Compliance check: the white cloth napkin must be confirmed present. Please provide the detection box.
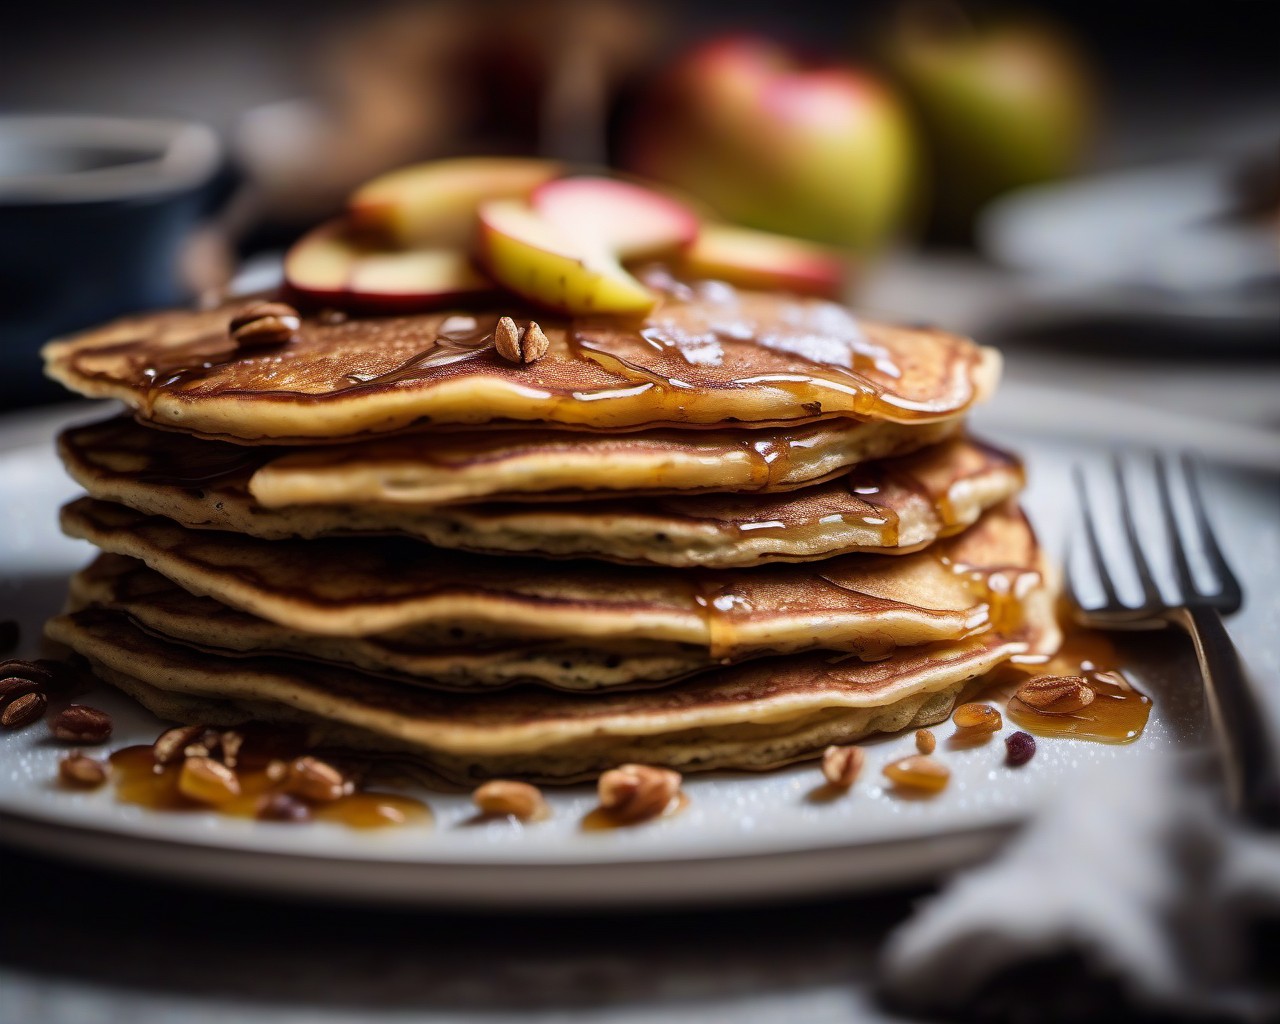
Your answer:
[881,749,1280,1020]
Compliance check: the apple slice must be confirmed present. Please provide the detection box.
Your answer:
[349,158,563,247]
[285,220,494,312]
[475,177,701,315]
[531,176,699,260]
[677,223,851,299]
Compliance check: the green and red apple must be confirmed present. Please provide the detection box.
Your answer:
[883,8,1094,236]
[623,34,917,252]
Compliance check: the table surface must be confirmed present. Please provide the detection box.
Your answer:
[2,255,1277,1024]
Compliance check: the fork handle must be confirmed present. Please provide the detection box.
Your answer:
[1176,606,1280,828]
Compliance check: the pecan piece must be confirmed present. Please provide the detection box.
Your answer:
[153,724,206,765]
[178,756,241,805]
[597,764,682,823]
[50,705,113,744]
[1016,675,1095,714]
[285,756,349,803]
[821,744,865,789]
[59,753,109,789]
[0,676,40,703]
[1,691,47,728]
[493,316,549,364]
[229,301,302,348]
[473,780,550,821]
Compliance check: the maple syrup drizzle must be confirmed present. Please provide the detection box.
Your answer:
[995,624,1152,743]
[66,280,987,431]
[107,744,432,829]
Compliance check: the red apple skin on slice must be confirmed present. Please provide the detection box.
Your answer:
[285,221,495,313]
[475,198,660,316]
[349,158,564,247]
[678,223,852,299]
[530,176,700,261]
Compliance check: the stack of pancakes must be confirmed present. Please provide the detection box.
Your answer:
[42,278,1058,783]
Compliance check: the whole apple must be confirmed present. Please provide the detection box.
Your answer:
[884,8,1094,237]
[623,34,918,253]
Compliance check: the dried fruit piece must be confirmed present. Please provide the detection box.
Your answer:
[952,702,1002,734]
[50,705,113,744]
[257,792,312,822]
[883,754,951,794]
[493,316,549,364]
[1015,675,1095,715]
[285,756,349,803]
[153,724,206,765]
[59,752,108,789]
[229,301,302,348]
[821,744,865,789]
[915,729,936,754]
[178,756,241,805]
[1005,731,1037,767]
[597,764,682,823]
[473,780,550,821]
[0,691,47,728]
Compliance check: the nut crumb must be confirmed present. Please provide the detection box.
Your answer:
[883,754,951,794]
[597,764,681,823]
[915,729,936,754]
[285,756,349,803]
[952,702,1002,734]
[153,724,205,765]
[50,705,113,744]
[59,752,108,789]
[473,780,550,821]
[821,744,865,789]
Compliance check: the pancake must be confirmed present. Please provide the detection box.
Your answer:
[60,498,1039,663]
[45,571,1059,782]
[59,411,961,507]
[60,417,1023,567]
[68,555,719,691]
[42,278,999,442]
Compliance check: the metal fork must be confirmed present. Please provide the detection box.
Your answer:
[1070,453,1280,827]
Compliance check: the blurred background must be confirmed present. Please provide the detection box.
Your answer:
[2,0,1276,419]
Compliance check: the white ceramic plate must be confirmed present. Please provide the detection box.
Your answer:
[1,399,1275,908]
[979,160,1280,334]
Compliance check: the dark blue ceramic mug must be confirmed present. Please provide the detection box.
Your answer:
[0,115,223,407]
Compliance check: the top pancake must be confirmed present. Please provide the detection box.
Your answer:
[42,278,998,442]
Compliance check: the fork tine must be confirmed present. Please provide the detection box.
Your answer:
[1153,453,1199,599]
[1074,464,1122,608]
[1112,454,1162,607]
[1181,453,1244,613]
